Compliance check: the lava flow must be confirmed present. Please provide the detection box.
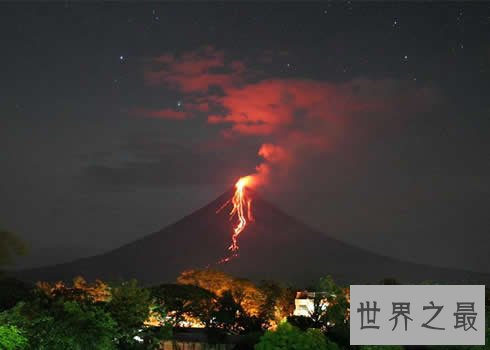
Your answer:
[216,175,255,263]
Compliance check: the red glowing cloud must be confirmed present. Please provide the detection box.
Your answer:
[140,46,441,189]
[259,143,290,164]
[133,108,187,120]
[138,46,443,266]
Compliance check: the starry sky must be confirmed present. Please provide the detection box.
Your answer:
[1,2,489,272]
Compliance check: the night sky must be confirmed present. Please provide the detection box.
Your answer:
[1,2,489,272]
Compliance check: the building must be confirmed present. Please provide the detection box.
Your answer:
[293,291,330,317]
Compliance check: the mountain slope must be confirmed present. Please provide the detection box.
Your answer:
[16,189,490,286]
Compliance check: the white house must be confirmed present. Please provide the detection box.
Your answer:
[293,291,330,317]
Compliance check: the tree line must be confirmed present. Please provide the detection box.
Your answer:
[0,229,488,349]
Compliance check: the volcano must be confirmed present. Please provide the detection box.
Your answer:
[15,189,490,286]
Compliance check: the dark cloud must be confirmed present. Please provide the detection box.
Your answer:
[144,45,246,92]
[80,136,258,190]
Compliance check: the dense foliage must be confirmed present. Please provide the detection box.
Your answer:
[150,283,216,327]
[0,299,117,350]
[177,269,268,317]
[0,277,171,350]
[0,270,487,350]
[255,322,338,350]
[0,324,28,350]
[107,279,162,349]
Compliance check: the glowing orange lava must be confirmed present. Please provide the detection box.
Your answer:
[216,176,255,263]
[229,176,254,251]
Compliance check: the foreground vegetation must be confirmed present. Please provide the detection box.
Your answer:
[0,230,488,349]
[0,277,171,349]
[0,270,488,350]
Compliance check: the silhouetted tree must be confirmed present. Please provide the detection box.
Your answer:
[177,269,267,318]
[211,290,242,334]
[258,280,295,326]
[379,277,401,285]
[0,278,33,312]
[0,228,28,272]
[105,279,152,348]
[150,283,216,327]
[287,315,315,331]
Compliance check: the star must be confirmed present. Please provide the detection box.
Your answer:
[177,101,182,107]
[119,55,124,61]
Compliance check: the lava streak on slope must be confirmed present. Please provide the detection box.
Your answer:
[216,176,255,263]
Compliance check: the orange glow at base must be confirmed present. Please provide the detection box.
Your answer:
[216,175,255,263]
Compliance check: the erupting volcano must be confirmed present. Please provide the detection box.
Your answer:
[14,186,490,286]
[216,176,255,263]
[213,143,286,263]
